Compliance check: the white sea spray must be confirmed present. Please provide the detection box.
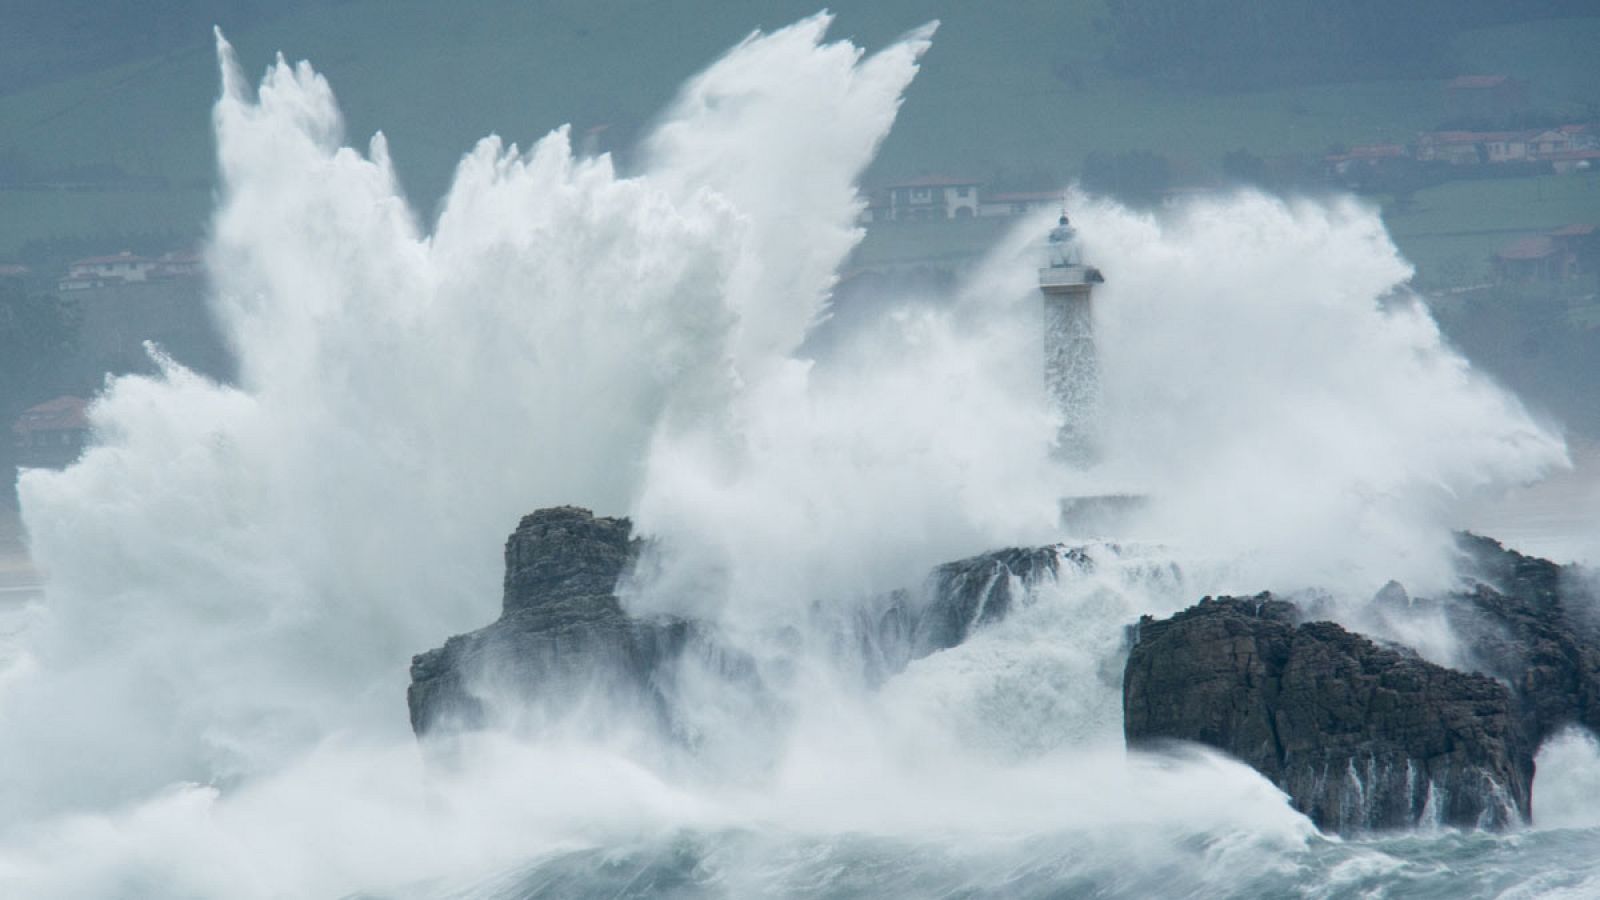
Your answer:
[0,13,1581,899]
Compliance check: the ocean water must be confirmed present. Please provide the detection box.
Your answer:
[368,827,1600,900]
[0,14,1595,899]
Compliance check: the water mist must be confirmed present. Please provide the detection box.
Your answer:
[0,12,1587,900]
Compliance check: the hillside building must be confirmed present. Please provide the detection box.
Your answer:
[872,176,983,221]
[12,396,89,469]
[61,251,203,291]
[1492,224,1598,285]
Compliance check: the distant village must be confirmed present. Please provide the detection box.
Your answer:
[55,250,203,290]
[1,249,205,292]
[862,75,1598,292]
[6,74,1600,471]
[3,249,222,474]
[1330,75,1599,172]
[1329,122,1598,175]
[870,76,1595,220]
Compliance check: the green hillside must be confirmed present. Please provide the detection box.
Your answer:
[1386,174,1600,286]
[2,1,1598,266]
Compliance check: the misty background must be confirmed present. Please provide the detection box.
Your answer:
[3,0,1599,511]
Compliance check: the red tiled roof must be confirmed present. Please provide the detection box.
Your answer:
[986,191,1062,203]
[883,175,984,189]
[1496,236,1559,261]
[1541,150,1600,162]
[12,396,89,435]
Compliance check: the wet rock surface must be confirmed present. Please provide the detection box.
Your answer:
[409,505,1599,840]
[408,508,1077,741]
[407,507,698,737]
[913,546,1075,654]
[1123,536,1600,834]
[857,544,1078,684]
[1447,534,1600,754]
[1124,594,1530,832]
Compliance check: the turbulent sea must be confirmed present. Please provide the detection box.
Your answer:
[368,828,1600,900]
[2,13,1598,899]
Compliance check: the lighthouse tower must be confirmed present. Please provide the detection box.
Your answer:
[1039,213,1105,466]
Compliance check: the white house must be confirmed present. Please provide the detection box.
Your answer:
[1528,130,1572,157]
[1483,133,1530,163]
[876,176,983,221]
[60,252,157,290]
[60,250,202,291]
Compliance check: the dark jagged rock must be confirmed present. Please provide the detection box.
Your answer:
[859,544,1084,684]
[1122,536,1600,834]
[910,546,1075,655]
[407,507,701,738]
[414,508,1593,840]
[409,508,1081,742]
[1124,594,1532,832]
[499,505,640,617]
[1449,534,1600,753]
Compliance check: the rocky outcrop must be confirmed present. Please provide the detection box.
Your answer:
[407,507,702,738]
[1123,536,1600,834]
[901,546,1075,657]
[413,505,1598,840]
[1124,595,1532,832]
[858,545,1077,683]
[414,508,1595,839]
[409,508,1081,741]
[1448,535,1600,752]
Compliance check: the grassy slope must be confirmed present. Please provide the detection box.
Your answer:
[1385,173,1600,285]
[1380,15,1600,287]
[1,2,1597,268]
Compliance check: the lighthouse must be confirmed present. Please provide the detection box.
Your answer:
[1039,213,1105,465]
